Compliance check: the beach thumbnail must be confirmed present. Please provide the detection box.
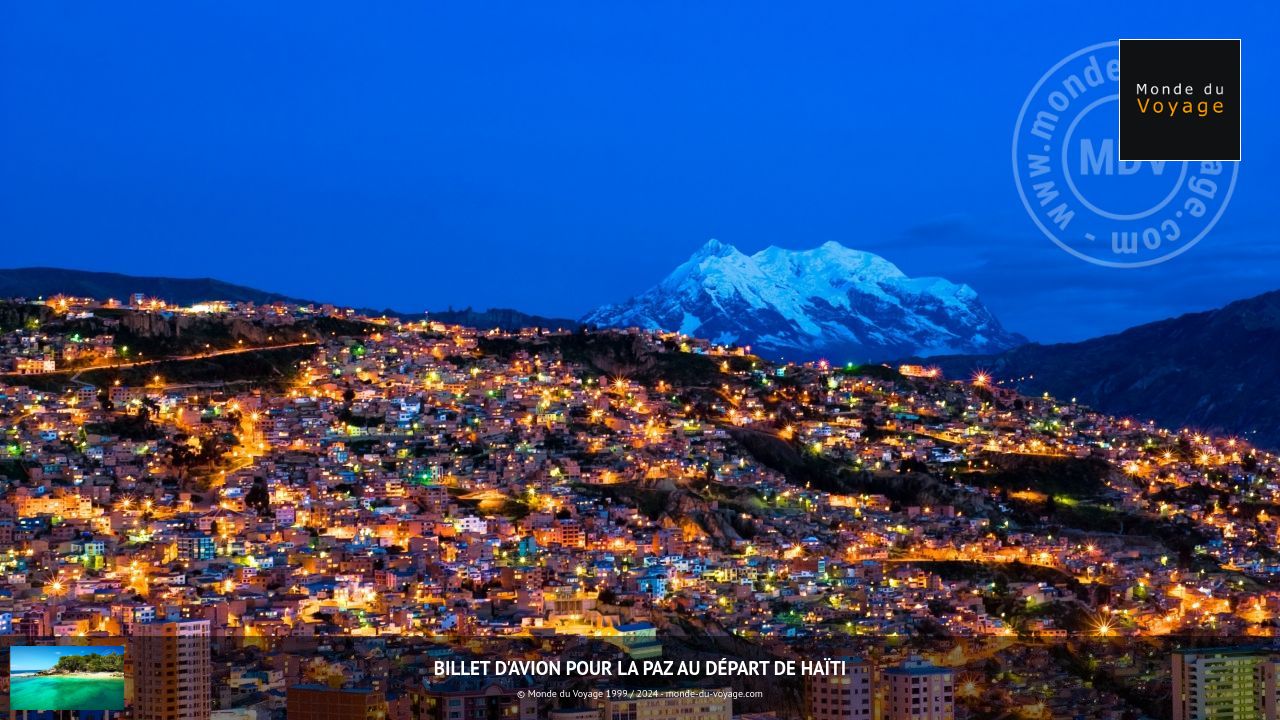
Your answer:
[9,646,125,712]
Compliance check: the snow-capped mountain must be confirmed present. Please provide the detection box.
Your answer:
[582,239,1025,361]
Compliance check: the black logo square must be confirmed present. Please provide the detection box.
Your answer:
[1119,39,1240,161]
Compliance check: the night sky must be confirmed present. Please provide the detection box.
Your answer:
[1,1,1276,342]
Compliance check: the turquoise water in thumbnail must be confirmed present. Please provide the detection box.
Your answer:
[10,674,125,711]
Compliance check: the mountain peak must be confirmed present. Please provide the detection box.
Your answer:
[691,238,736,260]
[584,240,1025,362]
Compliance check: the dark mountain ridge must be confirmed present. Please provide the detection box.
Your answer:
[9,267,1279,446]
[0,267,574,331]
[0,267,297,306]
[924,289,1280,447]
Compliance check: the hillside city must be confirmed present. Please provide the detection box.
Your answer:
[0,294,1278,720]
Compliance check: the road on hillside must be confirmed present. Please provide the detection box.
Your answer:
[0,341,318,379]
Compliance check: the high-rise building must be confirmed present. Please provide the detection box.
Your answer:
[1173,648,1270,720]
[883,656,953,720]
[414,677,536,720]
[548,709,602,720]
[130,619,212,720]
[287,685,385,720]
[596,688,732,720]
[1259,657,1280,720]
[805,656,872,720]
[176,534,217,562]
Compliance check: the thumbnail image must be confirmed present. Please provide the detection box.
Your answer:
[9,647,125,712]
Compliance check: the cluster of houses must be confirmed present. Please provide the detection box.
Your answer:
[0,296,1277,718]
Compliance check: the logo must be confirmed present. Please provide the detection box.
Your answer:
[1012,41,1238,268]
[1119,39,1240,161]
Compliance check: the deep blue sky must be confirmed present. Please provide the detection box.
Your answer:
[1,1,1276,343]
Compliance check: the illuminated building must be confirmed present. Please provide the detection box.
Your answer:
[1173,648,1272,720]
[287,685,385,720]
[176,534,217,561]
[549,710,602,720]
[415,678,536,720]
[130,619,211,720]
[1261,658,1280,720]
[805,656,871,720]
[897,365,940,379]
[596,688,731,720]
[883,657,953,720]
